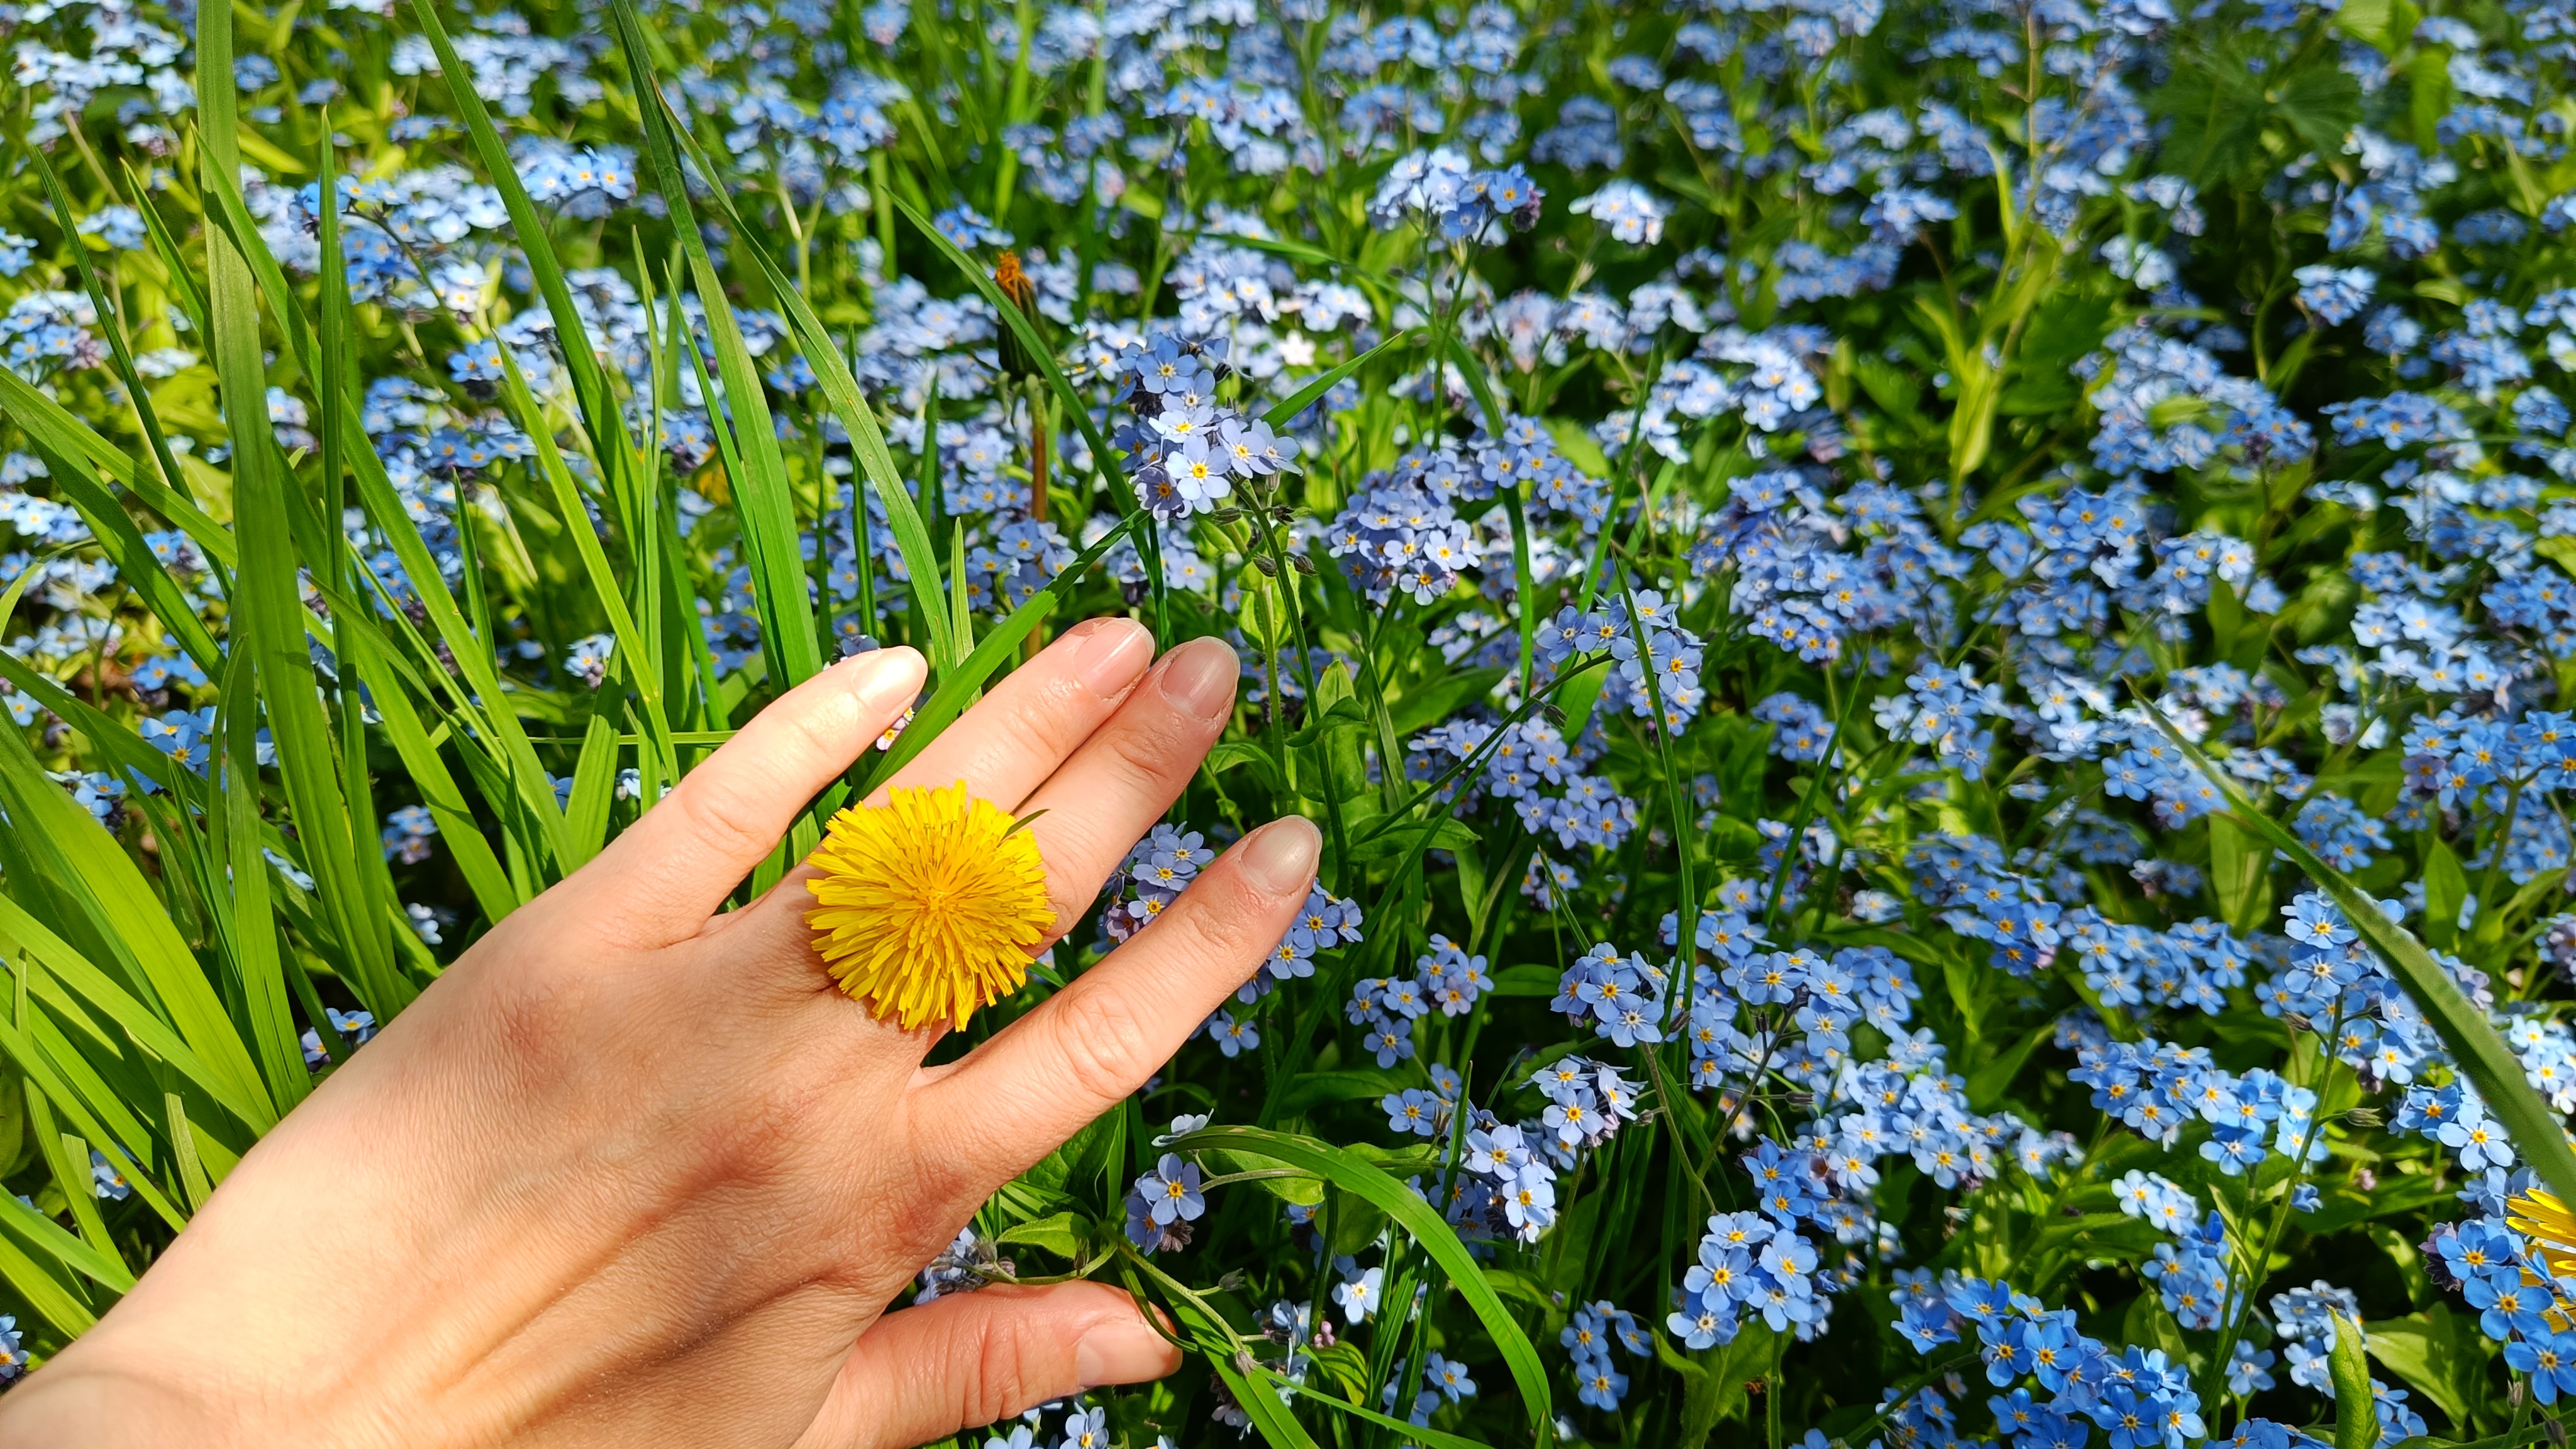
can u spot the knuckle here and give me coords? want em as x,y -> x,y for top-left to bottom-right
1046,984 -> 1158,1105
1101,711 -> 1191,788
1040,880 -> 1091,944
953,1309 -> 1044,1426
664,772 -> 776,863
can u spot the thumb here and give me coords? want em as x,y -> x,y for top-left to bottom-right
795,1282 -> 1181,1449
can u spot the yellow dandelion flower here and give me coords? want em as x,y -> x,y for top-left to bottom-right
804,780 -> 1053,1031
2512,1190 -> 2576,1280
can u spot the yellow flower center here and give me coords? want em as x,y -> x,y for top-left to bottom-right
803,781 -> 1054,1031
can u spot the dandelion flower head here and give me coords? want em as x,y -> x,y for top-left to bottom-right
2511,1189 -> 2576,1282
805,780 -> 1053,1031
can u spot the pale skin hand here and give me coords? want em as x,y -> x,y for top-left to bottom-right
0,619 -> 1319,1449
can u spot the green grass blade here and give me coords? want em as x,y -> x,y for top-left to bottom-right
403,0 -> 645,533
121,161 -> 209,344
493,345 -> 676,778
357,646 -> 523,922
0,890 -> 272,1134
192,150 -> 576,874
1211,1352 -> 1324,1448
25,440 -> 221,677
0,1013 -> 186,1230
1262,328 -> 1417,430
891,194 -> 1123,482
166,1093 -> 216,1211
16,1000 -> 116,1258
0,366 -> 236,574
608,4 -> 824,691
219,642 -> 310,1113
624,68 -> 955,663
864,511 -> 1136,789
564,706 -> 620,869
1171,1124 -> 1554,1445
1253,1365 -> 1495,1449
29,145 -> 200,550
202,174 -> 408,1021
0,726 -> 277,1130
0,1170 -> 129,1291
1442,333 -> 1509,437
0,1221 -> 99,1335
2140,706 -> 2576,1208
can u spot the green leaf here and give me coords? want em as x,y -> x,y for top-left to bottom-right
1252,1363 -> 1497,1449
492,345 -> 676,780
2332,1314 -> 2377,1449
2365,1307 -> 2481,1431
2138,706 -> 2576,1213
1391,668 -> 1508,738
601,6 -> 822,692
1173,1124 -> 1553,1445
404,0 -> 644,531
0,894 -> 272,1138
216,643 -> 308,1114
0,728 -> 275,1132
1346,818 -> 1478,861
2208,814 -> 2271,937
865,513 -> 1138,789
1964,1020 -> 2053,1112
2421,839 -> 2468,950
29,145 -> 212,593
1442,333 -> 1509,439
1210,1352 -> 1324,1449
1262,330 -> 1418,430
994,1211 -> 1085,1260
621,71 -> 953,669
0,1213 -> 98,1336
1279,1067 -> 1426,1115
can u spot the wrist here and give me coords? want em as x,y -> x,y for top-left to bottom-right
0,1351 -> 242,1448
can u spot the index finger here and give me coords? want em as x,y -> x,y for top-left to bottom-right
562,647 -> 926,949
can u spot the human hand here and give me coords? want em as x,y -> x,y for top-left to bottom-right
0,619 -> 1319,1449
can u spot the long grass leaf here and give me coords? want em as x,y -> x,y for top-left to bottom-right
625,69 -> 955,663
219,641 -> 309,1112
404,0 -> 646,534
0,1013 -> 186,1230
0,1223 -> 97,1335
123,162 -> 210,343
0,727 -> 275,1130
359,649 -> 522,921
0,367 -> 235,574
1211,1352 -> 1325,1448
0,894 -> 271,1133
607,6 -> 824,691
30,146 -> 204,540
494,345 -> 676,776
2140,707 -> 2576,1208
23,441 -> 221,676
0,1165 -> 130,1292
1252,1365 -> 1496,1449
1262,329 -> 1416,430
16,990 -> 117,1257
194,157 -> 575,874
891,194 -> 1123,480
1171,1124 -> 1554,1445
865,511 -> 1135,787
201,145 -> 408,1022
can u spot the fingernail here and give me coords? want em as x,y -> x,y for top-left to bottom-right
1157,636 -> 1238,721
1067,616 -> 1154,698
847,647 -> 924,708
1239,816 -> 1321,897
1074,1316 -> 1179,1391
